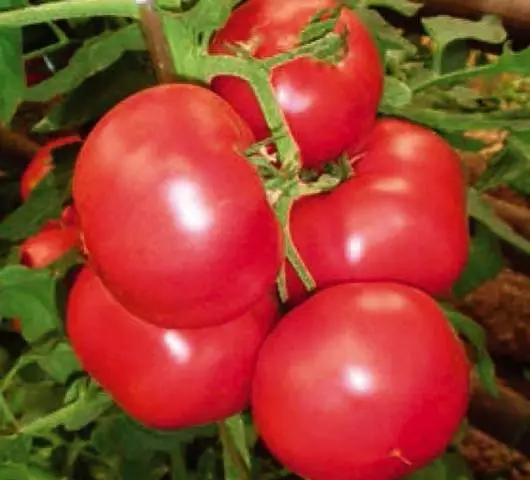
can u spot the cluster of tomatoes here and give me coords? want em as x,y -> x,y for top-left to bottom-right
17,0 -> 473,478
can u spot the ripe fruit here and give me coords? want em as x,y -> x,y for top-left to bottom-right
286,117 -> 469,302
209,0 -> 383,169
20,136 -> 81,201
20,225 -> 80,268
67,267 -> 279,429
73,83 -> 283,329
252,283 -> 470,480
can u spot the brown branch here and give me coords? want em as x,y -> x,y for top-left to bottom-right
470,373 -> 530,458
137,0 -> 176,84
416,0 -> 530,31
0,124 -> 40,160
483,194 -> 530,241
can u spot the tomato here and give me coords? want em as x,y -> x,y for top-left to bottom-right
252,283 -> 470,480
67,266 -> 279,429
209,0 -> 383,169
20,136 -> 82,201
73,84 -> 283,329
20,225 -> 80,269
286,117 -> 469,302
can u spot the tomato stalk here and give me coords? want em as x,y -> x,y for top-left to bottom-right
170,444 -> 188,480
219,421 -> 252,480
0,0 -> 141,26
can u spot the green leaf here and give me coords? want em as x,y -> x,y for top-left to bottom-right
493,45 -> 530,76
163,0 -> 239,82
0,176 -> 61,242
92,414 -> 217,459
452,224 -> 505,298
221,414 -> 251,480
25,24 -> 145,102
299,6 -> 341,46
37,343 -> 82,384
468,187 -> 530,255
184,0 -> 239,48
18,383 -> 112,434
441,132 -> 489,152
411,46 -> 530,94
0,26 -> 24,124
442,306 -> 498,397
422,15 -> 506,73
475,132 -> 530,195
0,266 -> 60,342
0,464 -> 57,480
381,105 -> 530,133
355,8 -> 417,59
9,381 -> 64,422
0,435 -> 32,463
381,76 -> 412,109
33,53 -> 156,133
406,451 -> 474,479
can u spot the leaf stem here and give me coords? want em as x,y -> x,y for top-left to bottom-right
203,55 -> 299,172
0,0 -> 140,27
412,63 -> 495,93
219,420 -> 251,480
170,443 -> 188,480
0,392 -> 19,430
17,393 -> 112,435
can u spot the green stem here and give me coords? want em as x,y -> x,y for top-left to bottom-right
203,55 -> 300,173
275,194 -> 316,301
23,37 -> 71,61
412,63 -> 494,93
17,394 -> 112,435
0,356 -> 35,393
0,392 -> 19,430
0,0 -> 141,28
170,444 -> 188,480
219,421 -> 251,480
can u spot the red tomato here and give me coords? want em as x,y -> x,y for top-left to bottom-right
20,136 -> 82,201
20,225 -> 80,269
286,117 -> 469,302
67,266 -> 279,429
252,283 -> 470,480
209,0 -> 383,169
73,84 -> 283,329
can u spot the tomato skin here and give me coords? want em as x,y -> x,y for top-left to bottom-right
209,0 -> 383,169
20,136 -> 82,201
286,117 -> 469,302
73,84 -> 283,329
252,283 -> 470,480
20,225 -> 80,269
67,266 -> 279,429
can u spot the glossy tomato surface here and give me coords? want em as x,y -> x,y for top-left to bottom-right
286,117 -> 469,302
252,283 -> 470,480
20,225 -> 80,269
209,0 -> 383,169
67,267 -> 279,429
21,136 -> 81,201
73,84 -> 283,329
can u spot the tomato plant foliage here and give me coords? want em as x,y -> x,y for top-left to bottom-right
0,0 -> 529,478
